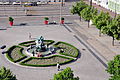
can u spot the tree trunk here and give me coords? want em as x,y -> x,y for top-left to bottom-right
88,20 -> 90,28
90,0 -> 92,7
112,36 -> 114,46
99,30 -> 101,37
79,16 -> 81,21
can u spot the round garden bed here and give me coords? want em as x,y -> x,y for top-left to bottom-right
6,40 -> 79,67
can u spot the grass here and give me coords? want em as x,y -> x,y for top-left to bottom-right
6,45 -> 27,63
54,41 -> 79,58
20,55 -> 74,67
19,40 -> 55,47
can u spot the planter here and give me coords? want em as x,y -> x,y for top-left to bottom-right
9,21 -> 13,26
9,17 -> 14,26
44,20 -> 48,25
61,20 -> 64,24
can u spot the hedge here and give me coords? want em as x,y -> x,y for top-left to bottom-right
20,55 -> 74,67
6,45 -> 27,63
19,40 -> 55,47
54,41 -> 79,58
19,40 -> 35,47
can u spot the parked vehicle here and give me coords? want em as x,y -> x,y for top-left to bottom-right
13,1 -> 21,5
37,1 -> 42,5
41,1 -> 48,4
24,2 -> 32,6
37,1 -> 48,5
0,2 -> 4,5
31,2 -> 37,6
3,2 -> 10,5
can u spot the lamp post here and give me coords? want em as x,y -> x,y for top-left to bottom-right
60,0 -> 62,25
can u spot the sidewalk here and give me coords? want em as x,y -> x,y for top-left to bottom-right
73,20 -> 120,61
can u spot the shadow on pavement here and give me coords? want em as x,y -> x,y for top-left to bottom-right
13,23 -> 28,26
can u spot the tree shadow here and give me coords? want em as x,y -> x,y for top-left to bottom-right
65,23 -> 72,24
76,50 -> 81,59
13,23 -> 28,26
0,28 -> 7,30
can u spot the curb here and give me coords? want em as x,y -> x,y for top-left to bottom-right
64,23 -> 108,68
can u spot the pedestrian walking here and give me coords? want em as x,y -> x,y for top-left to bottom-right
25,9 -> 28,15
57,62 -> 60,71
29,33 -> 31,40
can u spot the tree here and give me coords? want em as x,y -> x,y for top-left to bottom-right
70,0 -> 88,21
0,66 -> 17,80
101,17 -> 120,46
92,11 -> 111,36
80,6 -> 97,28
53,67 -> 79,80
106,55 -> 120,80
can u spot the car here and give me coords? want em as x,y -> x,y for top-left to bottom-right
3,2 -> 10,5
24,2 -> 32,6
37,1 -> 48,5
13,1 -> 21,5
31,2 -> 37,6
37,1 -> 42,5
0,2 -> 4,5
41,1 -> 48,5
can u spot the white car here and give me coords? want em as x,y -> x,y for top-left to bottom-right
41,1 -> 48,4
0,2 -> 4,5
24,2 -> 32,6
13,2 -> 21,5
37,1 -> 42,5
3,2 -> 10,5
37,1 -> 48,5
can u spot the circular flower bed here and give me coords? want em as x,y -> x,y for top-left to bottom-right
6,40 -> 79,67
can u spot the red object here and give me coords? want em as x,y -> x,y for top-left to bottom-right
9,21 -> 13,26
61,20 -> 64,24
37,53 -> 42,57
44,20 -> 48,24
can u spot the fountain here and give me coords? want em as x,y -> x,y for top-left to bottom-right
26,36 -> 55,57
35,36 -> 47,52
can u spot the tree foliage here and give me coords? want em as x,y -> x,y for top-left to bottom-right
106,55 -> 120,80
0,66 -> 17,80
92,11 -> 110,29
101,16 -> 120,40
53,67 -> 79,80
70,0 -> 88,16
80,6 -> 97,21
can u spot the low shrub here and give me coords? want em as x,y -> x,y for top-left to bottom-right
19,40 -> 55,47
6,45 -> 27,63
20,55 -> 74,67
19,40 -> 35,47
54,41 -> 79,58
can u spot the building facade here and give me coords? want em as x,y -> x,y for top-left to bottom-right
92,0 -> 120,14
108,0 -> 120,14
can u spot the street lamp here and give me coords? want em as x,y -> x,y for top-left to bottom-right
60,0 -> 62,25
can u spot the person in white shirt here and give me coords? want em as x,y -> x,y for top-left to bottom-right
57,62 -> 60,71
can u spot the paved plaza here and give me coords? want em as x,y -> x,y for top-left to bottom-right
0,23 -> 109,80
0,2 -> 119,80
